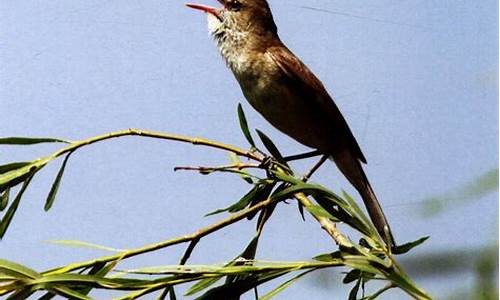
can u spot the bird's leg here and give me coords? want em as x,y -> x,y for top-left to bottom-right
303,155 -> 329,182
284,150 -> 322,162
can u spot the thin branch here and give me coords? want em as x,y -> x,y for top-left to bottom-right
43,198 -> 275,276
284,150 -> 322,161
294,192 -> 352,248
52,128 -> 264,162
174,162 -> 260,173
302,155 -> 329,182
179,239 -> 200,266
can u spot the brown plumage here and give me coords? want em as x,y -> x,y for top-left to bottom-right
187,0 -> 395,247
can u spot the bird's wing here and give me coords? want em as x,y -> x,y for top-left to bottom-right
266,45 -> 367,163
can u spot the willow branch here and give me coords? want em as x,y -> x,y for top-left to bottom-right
43,198 -> 275,276
51,128 -> 263,162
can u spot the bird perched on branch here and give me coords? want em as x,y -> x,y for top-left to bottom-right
186,0 -> 395,247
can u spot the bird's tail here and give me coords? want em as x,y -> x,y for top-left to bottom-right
332,151 -> 395,248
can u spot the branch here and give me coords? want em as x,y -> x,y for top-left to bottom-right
55,128 -> 264,162
43,197 -> 275,276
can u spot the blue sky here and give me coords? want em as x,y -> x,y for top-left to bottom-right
1,1 -> 498,298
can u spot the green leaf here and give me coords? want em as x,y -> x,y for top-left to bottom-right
0,137 -> 70,145
44,152 -> 72,211
169,287 -> 177,300
255,130 -> 286,164
225,236 -> 261,286
0,175 -> 34,239
392,236 -> 429,255
341,191 -> 374,233
237,104 -> 255,147
185,276 -> 224,296
240,236 -> 260,260
348,277 -> 361,300
46,240 -> 125,252
228,153 -> 254,184
259,270 -> 313,300
205,184 -> 264,216
77,261 -> 117,297
0,162 -> 31,174
195,270 -> 288,300
48,286 -> 92,300
0,259 -> 41,279
305,205 -> 339,221
0,188 -> 9,211
342,255 -> 385,275
6,287 -> 37,300
343,269 -> 361,284
35,291 -> 56,300
0,157 -> 49,192
313,251 -> 342,262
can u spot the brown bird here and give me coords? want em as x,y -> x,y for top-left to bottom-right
186,0 -> 395,247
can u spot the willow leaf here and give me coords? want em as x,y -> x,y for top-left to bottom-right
44,152 -> 72,211
0,137 -> 70,145
237,104 -> 255,147
0,175 -> 34,239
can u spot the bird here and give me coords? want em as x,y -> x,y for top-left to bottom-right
186,0 -> 395,247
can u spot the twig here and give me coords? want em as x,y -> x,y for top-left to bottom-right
43,198 -> 275,276
294,192 -> 352,248
180,239 -> 200,265
52,128 -> 264,162
158,238 -> 201,299
174,163 -> 260,173
302,155 -> 329,182
284,150 -> 322,161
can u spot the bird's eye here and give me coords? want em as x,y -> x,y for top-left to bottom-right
225,0 -> 242,11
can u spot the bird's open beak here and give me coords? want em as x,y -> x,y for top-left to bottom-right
186,3 -> 223,21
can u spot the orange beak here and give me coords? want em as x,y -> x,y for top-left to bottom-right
186,3 -> 221,17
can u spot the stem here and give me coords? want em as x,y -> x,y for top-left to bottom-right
294,192 -> 352,248
174,162 -> 260,173
284,150 -> 322,161
302,155 -> 329,182
17,129 -> 430,299
43,198 -> 275,276
52,129 -> 263,162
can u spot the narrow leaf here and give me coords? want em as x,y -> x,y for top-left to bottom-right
6,287 -> 36,300
229,153 -> 254,184
196,271 -> 288,300
49,286 -> 92,300
305,205 -> 339,221
169,287 -> 177,300
255,130 -> 286,164
392,236 -> 429,255
237,104 -> 255,147
0,162 -> 31,174
348,278 -> 361,300
0,175 -> 34,239
343,269 -> 361,284
185,276 -> 224,296
313,251 -> 342,262
44,152 -> 72,211
240,236 -> 260,260
0,259 -> 41,279
0,137 -> 70,145
0,157 -> 49,192
47,240 -> 125,252
0,188 -> 9,211
37,291 -> 56,300
260,270 -> 313,300
205,184 -> 262,216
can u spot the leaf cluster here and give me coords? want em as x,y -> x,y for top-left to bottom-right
0,105 -> 432,299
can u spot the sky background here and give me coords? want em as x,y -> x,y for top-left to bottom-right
0,0 -> 498,299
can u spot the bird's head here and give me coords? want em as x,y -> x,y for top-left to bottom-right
186,0 -> 277,38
